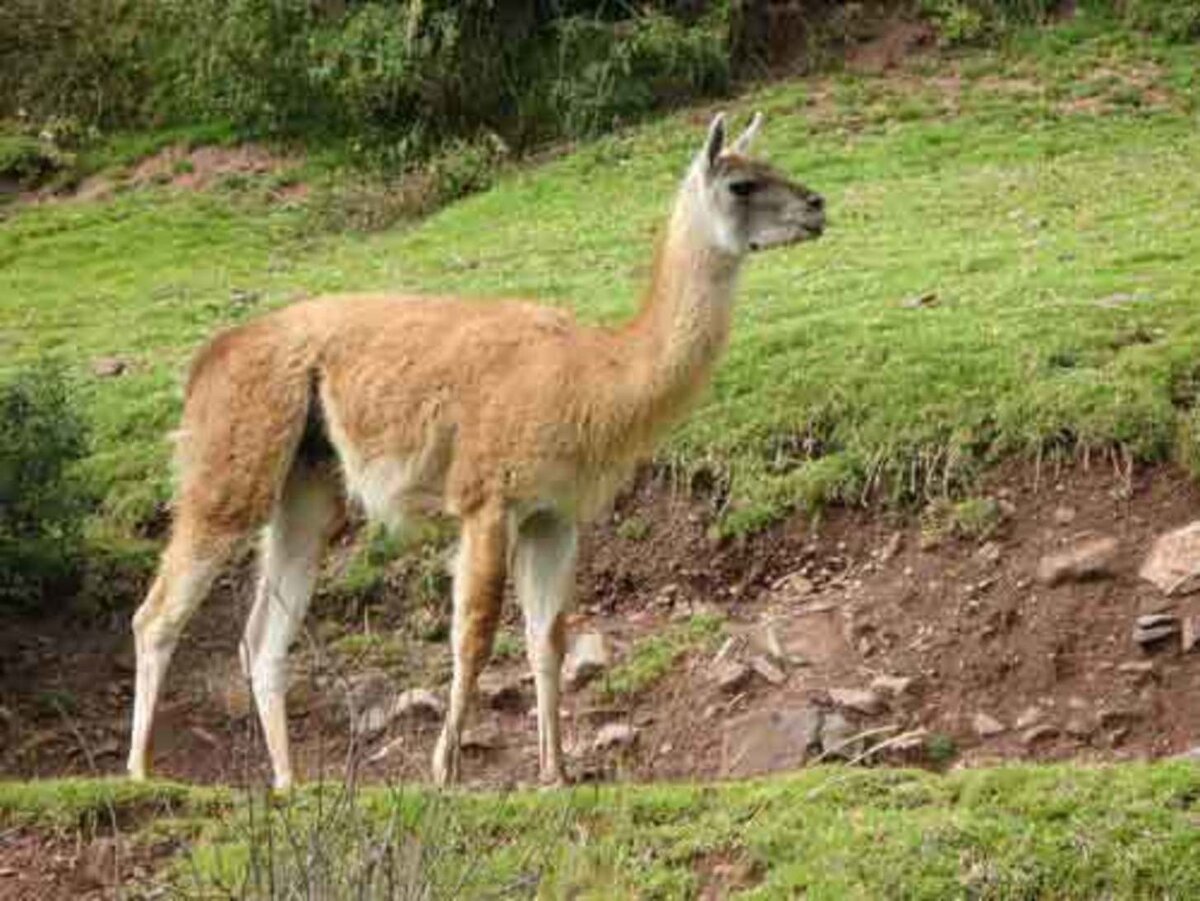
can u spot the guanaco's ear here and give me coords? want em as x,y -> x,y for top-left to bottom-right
730,111 -> 764,155
700,112 -> 726,173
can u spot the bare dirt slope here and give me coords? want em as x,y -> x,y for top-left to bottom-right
4,461 -> 1200,791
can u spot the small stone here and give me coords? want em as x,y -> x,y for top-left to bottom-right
975,542 -> 1003,566
564,631 -> 611,689
1064,716 -> 1093,739
392,688 -> 445,721
1036,536 -> 1119,586
1021,724 -> 1059,745
91,356 -> 128,378
355,703 -> 392,738
477,673 -> 524,711
750,655 -> 786,686
1014,706 -> 1043,730
819,712 -> 863,759
973,712 -> 1007,738
113,649 -> 136,675
870,675 -> 914,697
462,722 -> 503,750
879,531 -> 904,562
1140,521 -> 1200,596
716,661 -> 753,694
756,623 -> 787,663
888,728 -> 930,753
712,635 -> 741,665
1117,660 -> 1155,676
1132,614 -> 1179,647
776,572 -> 815,597
829,688 -> 885,716
1053,505 -> 1076,526
593,722 -> 637,752
901,291 -> 938,309
1182,616 -> 1200,653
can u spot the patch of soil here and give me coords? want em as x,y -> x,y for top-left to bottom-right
29,143 -> 305,206
846,18 -> 936,75
0,828 -> 177,900
4,462 -> 1200,797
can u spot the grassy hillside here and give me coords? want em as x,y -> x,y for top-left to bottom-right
4,15 -> 1200,541
4,763 -> 1200,897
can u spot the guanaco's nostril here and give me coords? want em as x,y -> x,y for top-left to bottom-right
809,194 -> 825,212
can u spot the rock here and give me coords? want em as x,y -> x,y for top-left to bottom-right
901,291 -> 938,309
392,688 -> 444,721
1014,706 -> 1043,730
1117,660 -> 1155,676
462,722 -> 503,751
721,707 -> 823,776
819,712 -> 864,759
712,636 -> 741,666
973,712 -> 1007,738
593,722 -> 637,752
1036,536 -> 1119,586
90,356 -> 128,378
477,673 -> 524,711
750,655 -> 787,686
1140,521 -> 1200,596
1183,616 -> 1200,653
716,661 -> 753,694
1052,505 -> 1076,526
1020,724 -> 1059,746
829,688 -> 885,716
355,702 -> 392,738
755,623 -> 787,663
879,531 -> 904,562
975,542 -> 1003,566
113,648 -> 136,675
1064,716 -> 1093,739
776,572 -> 815,597
1132,613 -> 1179,647
564,631 -> 611,689
888,728 -> 930,753
870,675 -> 914,697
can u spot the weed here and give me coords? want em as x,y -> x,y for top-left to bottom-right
601,613 -> 724,701
616,515 -> 652,542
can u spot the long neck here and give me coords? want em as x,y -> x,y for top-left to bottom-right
612,180 -> 744,445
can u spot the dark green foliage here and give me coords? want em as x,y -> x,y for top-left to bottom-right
0,364 -> 92,612
921,0 -> 1062,46
0,1 -> 730,172
1123,0 -> 1200,41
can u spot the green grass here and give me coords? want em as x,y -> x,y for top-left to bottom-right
4,16 -> 1200,539
6,764 -> 1200,897
601,613 -> 725,701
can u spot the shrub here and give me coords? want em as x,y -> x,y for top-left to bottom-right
920,0 -> 1060,46
1123,0 -> 1200,42
0,2 -> 730,175
0,364 -> 92,612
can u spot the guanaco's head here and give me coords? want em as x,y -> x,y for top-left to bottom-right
688,112 -> 825,255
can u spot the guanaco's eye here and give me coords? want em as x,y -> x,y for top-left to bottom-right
729,181 -> 761,198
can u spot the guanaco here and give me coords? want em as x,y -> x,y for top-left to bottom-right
127,112 -> 826,789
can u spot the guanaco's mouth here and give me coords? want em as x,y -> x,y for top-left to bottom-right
748,221 -> 824,252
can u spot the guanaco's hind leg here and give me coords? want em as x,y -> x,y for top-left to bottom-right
513,512 -> 578,785
128,529 -> 237,781
240,462 -> 344,790
432,505 -> 508,786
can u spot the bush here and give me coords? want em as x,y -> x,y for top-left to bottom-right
0,364 -> 92,612
920,0 -> 1061,46
1123,0 -> 1200,42
0,1 -> 730,174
